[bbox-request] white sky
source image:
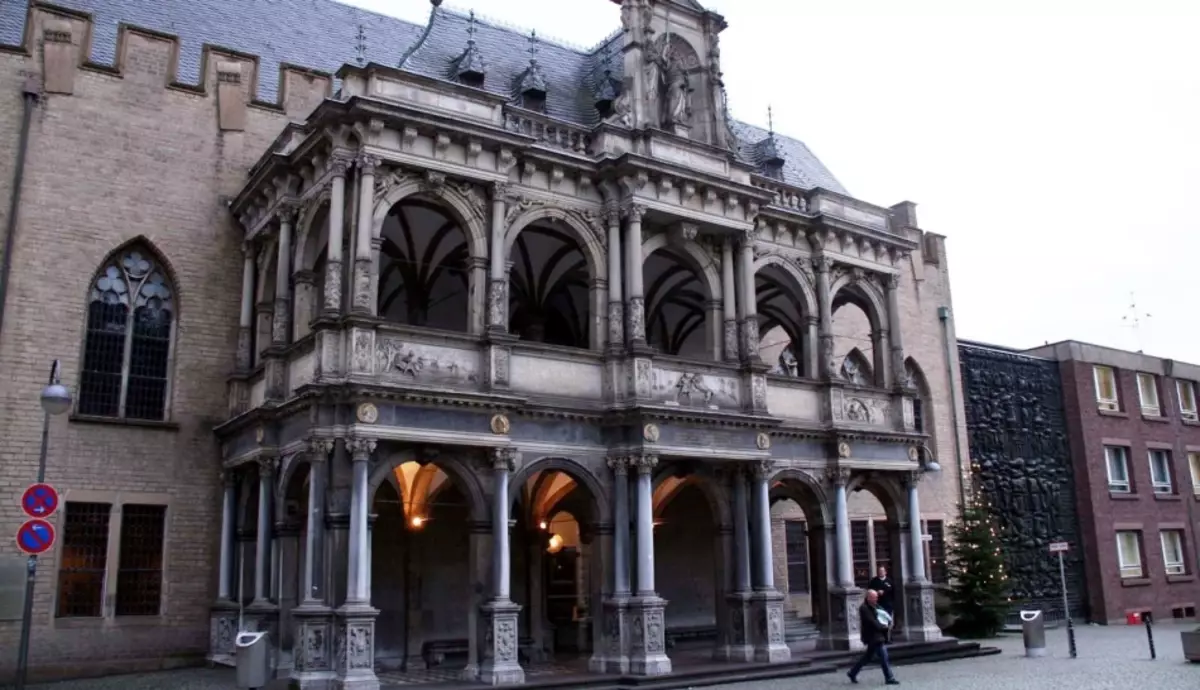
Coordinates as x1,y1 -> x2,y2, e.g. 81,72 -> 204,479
343,0 -> 1200,363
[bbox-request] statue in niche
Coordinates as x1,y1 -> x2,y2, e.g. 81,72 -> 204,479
644,39 -> 666,126
841,356 -> 868,385
663,67 -> 692,128
778,346 -> 799,378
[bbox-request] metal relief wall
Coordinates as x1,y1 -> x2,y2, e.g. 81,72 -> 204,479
958,342 -> 1088,621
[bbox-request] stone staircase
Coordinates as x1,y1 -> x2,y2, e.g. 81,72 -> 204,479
784,614 -> 821,643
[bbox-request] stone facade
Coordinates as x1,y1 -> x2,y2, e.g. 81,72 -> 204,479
0,0 -> 965,683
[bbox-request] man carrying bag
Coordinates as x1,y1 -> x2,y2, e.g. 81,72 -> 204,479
847,589 -> 899,685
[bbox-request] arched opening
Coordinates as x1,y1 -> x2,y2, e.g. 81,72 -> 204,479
841,347 -> 874,387
846,476 -> 906,630
905,357 -> 937,460
769,474 -> 829,642
645,248 -> 709,358
508,224 -> 590,349
277,462 -> 310,657
653,470 -> 723,651
378,199 -> 471,332
255,249 -> 278,365
831,284 -> 883,386
512,463 -> 603,661
370,459 -> 475,671
756,263 -> 814,378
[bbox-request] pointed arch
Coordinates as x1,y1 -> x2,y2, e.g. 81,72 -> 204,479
293,191 -> 331,273
77,238 -> 178,421
830,275 -> 886,333
841,347 -> 874,386
904,356 -> 937,457
754,255 -> 817,376
368,448 -> 488,522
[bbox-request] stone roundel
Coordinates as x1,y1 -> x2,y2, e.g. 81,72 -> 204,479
490,413 -> 511,435
643,423 -> 660,443
907,445 -> 920,461
356,402 -> 379,424
837,441 -> 851,458
756,432 -> 771,450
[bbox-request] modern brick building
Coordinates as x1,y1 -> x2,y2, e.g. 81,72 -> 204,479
0,0 -> 970,686
1024,341 -> 1200,625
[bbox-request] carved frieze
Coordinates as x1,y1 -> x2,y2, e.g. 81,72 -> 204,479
651,367 -> 739,409
375,338 -> 480,385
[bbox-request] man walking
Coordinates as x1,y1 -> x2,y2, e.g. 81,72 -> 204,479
868,565 -> 895,614
848,589 -> 899,685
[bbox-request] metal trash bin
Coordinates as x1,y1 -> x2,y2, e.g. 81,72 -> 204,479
235,631 -> 271,688
1021,610 -> 1047,658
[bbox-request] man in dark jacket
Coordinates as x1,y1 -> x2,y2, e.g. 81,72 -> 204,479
868,566 -> 895,614
847,589 -> 899,685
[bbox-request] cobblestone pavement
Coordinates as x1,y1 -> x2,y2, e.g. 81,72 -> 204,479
8,622 -> 1197,689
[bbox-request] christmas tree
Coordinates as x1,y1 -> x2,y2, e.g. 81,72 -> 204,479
945,476 -> 1010,638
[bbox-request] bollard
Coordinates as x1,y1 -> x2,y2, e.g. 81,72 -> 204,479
1144,614 -> 1156,660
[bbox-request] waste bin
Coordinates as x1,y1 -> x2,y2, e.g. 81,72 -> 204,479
1020,610 -> 1046,658
235,631 -> 271,688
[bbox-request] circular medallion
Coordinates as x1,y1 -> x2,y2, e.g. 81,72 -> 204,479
907,445 -> 920,461
490,414 -> 511,435
356,402 -> 379,424
254,426 -> 264,443
756,432 -> 771,450
643,423 -> 660,443
837,441 -> 851,458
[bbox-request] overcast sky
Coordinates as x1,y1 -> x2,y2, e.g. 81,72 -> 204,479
344,0 -> 1200,363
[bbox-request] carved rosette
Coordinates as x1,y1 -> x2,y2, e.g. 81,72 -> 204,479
627,296 -> 647,343
608,300 -> 624,347
723,319 -> 739,362
488,279 -> 509,331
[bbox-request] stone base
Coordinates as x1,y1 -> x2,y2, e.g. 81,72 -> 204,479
903,582 -> 942,642
333,604 -> 379,690
479,599 -> 525,686
750,591 -> 791,663
207,600 -> 239,665
818,587 -> 864,652
715,592 -> 754,662
291,604 -> 336,689
627,595 -> 672,676
589,597 -> 631,674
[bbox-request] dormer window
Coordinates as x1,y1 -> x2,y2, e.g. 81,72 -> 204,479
453,11 -> 486,89
521,89 -> 547,113
459,70 -> 485,89
517,30 -> 548,113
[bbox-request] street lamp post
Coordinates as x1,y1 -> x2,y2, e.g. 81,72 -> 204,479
14,360 -> 72,689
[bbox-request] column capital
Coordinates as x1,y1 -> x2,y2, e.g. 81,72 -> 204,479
256,454 -> 279,478
739,227 -> 757,249
602,203 -> 621,227
902,470 -> 924,489
329,152 -> 354,177
347,437 -> 377,460
309,436 -> 335,460
490,181 -> 509,200
241,240 -> 257,259
276,200 -> 301,225
885,272 -> 901,291
751,459 -> 774,480
356,153 -> 381,174
872,327 -> 889,339
810,254 -> 832,274
822,465 -> 851,487
630,453 -> 658,475
491,447 -> 518,472
606,455 -> 630,475
622,202 -> 646,222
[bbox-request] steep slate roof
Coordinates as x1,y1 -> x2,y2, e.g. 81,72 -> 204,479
0,0 -> 846,194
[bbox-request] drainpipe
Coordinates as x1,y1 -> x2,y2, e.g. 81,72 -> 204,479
0,77 -> 41,344
938,306 -> 968,510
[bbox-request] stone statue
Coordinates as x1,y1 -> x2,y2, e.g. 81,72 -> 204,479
779,347 -> 798,378
644,41 -> 667,126
663,68 -> 691,128
609,87 -> 632,127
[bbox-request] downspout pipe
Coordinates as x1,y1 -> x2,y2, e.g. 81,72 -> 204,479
0,77 -> 41,344
938,306 -> 968,511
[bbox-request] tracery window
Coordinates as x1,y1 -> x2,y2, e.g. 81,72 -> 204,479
78,247 -> 175,421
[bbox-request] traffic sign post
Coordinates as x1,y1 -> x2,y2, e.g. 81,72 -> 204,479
15,520 -> 55,556
20,484 -> 59,519
1049,541 -> 1077,658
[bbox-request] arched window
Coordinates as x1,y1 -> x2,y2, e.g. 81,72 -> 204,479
78,246 -> 175,420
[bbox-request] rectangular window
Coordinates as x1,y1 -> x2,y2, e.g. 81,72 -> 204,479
784,520 -> 809,593
56,502 -> 112,618
924,520 -> 948,584
114,504 -> 167,616
851,520 -> 871,587
1094,365 -> 1119,410
1190,452 -> 1200,495
1148,450 -> 1174,494
1178,380 -> 1198,420
1106,446 -> 1131,493
1116,530 -> 1143,579
872,521 -> 891,576
1161,530 -> 1187,576
1138,373 -> 1160,416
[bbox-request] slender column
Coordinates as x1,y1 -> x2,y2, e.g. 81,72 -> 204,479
906,472 -> 927,583
751,462 -> 774,591
731,468 -> 751,593
812,255 -> 836,379
885,273 -> 906,387
804,316 -> 820,379
624,204 -> 646,345
737,228 -> 759,361
605,206 -> 624,349
253,456 -> 276,603
345,437 -> 376,603
271,207 -> 295,345
302,439 -> 333,604
632,454 -> 657,595
609,456 -> 631,595
721,237 -> 738,362
829,467 -> 854,588
323,156 -> 350,314
351,154 -> 379,313
237,245 -> 256,369
487,183 -> 509,332
218,471 -> 237,601
491,448 -> 516,599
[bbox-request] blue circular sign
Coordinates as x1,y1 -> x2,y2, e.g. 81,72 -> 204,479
21,483 -> 59,519
16,519 -> 55,555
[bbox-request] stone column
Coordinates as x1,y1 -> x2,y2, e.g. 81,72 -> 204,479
253,458 -> 276,605
351,154 -> 380,314
479,448 -> 525,686
885,273 -> 906,387
624,204 -> 647,346
823,466 -> 862,651
208,471 -> 240,663
292,271 -> 316,339
804,316 -> 820,380
292,439 -> 335,688
334,437 -> 379,690
605,205 -> 624,351
487,183 -> 509,333
237,245 -> 256,370
748,461 -> 789,662
628,454 -> 671,675
736,228 -> 759,361
812,255 -> 836,380
593,456 -> 633,674
872,328 -> 890,388
903,471 -> 941,641
720,467 -> 754,662
721,237 -> 738,362
324,155 -> 351,315
271,207 -> 295,345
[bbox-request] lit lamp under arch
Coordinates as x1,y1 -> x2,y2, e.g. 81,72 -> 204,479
546,533 -> 564,554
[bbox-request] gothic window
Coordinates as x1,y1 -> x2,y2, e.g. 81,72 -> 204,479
79,247 -> 175,420
756,264 -> 811,377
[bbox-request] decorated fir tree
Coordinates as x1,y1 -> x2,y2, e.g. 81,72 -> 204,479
945,484 -> 1011,638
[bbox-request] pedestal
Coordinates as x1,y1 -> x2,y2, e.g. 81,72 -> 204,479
207,601 -> 239,666
750,591 -> 791,662
333,605 -> 379,690
479,599 -> 525,686
903,582 -> 942,642
717,592 -> 754,662
627,596 -> 672,676
291,605 -> 336,689
590,597 -> 632,673
819,587 -> 864,651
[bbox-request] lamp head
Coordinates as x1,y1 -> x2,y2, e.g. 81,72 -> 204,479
40,382 -> 71,416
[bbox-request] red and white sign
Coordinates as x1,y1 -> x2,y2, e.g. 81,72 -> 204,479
16,519 -> 56,555
20,483 -> 59,519
1048,541 -> 1069,554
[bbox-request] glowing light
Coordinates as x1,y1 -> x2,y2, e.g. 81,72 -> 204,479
411,516 -> 425,528
547,533 -> 564,554
539,520 -> 549,530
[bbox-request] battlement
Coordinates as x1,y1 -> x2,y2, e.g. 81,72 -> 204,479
0,2 -> 336,124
